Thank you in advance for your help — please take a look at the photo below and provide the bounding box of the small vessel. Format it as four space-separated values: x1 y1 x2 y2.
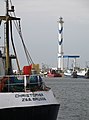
0 1 59 120
77 68 86 78
71 70 77 78
74 68 89 78
64 69 72 77
47 69 62 77
85 68 89 78
64 69 78 78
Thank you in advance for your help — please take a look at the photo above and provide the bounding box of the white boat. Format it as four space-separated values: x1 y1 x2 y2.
64 69 72 77
77 68 89 78
0 1 59 120
77 69 86 77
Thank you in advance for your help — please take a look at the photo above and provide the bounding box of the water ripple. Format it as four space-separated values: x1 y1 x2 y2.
44 77 89 120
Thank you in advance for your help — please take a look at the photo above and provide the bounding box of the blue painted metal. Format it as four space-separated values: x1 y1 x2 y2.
63 55 80 58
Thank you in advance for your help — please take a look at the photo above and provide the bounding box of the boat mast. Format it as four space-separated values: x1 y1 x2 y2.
6 0 10 74
5 0 21 74
0 0 33 74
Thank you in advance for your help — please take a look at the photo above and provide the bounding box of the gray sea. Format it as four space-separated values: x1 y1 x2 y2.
44 77 89 120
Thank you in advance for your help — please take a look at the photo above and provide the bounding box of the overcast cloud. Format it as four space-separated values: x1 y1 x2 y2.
0 0 89 69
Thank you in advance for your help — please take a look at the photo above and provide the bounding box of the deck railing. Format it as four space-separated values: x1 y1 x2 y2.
0 75 47 92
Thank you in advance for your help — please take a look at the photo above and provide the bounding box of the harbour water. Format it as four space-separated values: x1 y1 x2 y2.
44 77 89 120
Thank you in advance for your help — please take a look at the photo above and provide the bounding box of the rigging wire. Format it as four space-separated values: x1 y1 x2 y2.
10 20 21 73
9 0 34 65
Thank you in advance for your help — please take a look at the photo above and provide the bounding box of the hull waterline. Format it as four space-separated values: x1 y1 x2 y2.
0 104 59 120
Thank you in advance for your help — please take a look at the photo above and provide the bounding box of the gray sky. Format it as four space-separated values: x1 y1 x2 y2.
0 0 89 69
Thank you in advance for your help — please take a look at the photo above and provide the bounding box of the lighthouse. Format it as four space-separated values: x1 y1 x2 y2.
57 17 64 70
